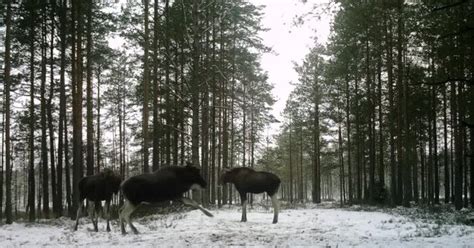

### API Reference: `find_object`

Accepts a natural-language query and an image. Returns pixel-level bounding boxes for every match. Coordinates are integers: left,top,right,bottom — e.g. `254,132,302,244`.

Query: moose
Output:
74,169,122,232
119,164,213,235
219,167,281,224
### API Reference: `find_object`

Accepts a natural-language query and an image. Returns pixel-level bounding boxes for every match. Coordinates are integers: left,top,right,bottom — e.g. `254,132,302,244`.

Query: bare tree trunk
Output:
355,76,362,201
377,57,384,187
96,66,102,173
443,85,450,203
28,2,37,221
312,65,321,204
339,124,344,206
49,0,58,215
345,75,352,204
142,0,150,173
164,0,171,165
40,4,50,217
4,0,13,224
289,115,293,203
191,0,202,203
469,84,474,208
57,0,67,217
152,0,160,171
1,97,4,221
72,0,84,216
64,109,72,217
86,0,94,177
201,82,210,207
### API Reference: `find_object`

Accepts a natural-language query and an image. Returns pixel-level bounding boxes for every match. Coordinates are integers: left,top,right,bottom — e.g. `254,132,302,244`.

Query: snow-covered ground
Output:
1,205,473,247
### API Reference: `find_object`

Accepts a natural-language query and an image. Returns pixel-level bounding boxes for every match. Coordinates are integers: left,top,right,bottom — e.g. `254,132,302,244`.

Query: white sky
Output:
250,0,332,134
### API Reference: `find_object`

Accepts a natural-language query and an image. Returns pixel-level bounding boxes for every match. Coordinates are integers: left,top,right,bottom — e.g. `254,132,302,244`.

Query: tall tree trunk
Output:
142,0,150,173
345,75,352,204
469,84,474,208
289,115,293,203
339,124,344,206
396,0,405,206
96,66,102,173
57,0,66,216
4,0,13,224
86,0,94,176
365,37,375,203
1,95,4,221
163,0,171,165
452,82,463,209
377,57,384,186
312,64,321,204
201,84,210,207
28,1,37,221
152,0,160,171
355,76,362,201
191,0,202,205
443,85,450,203
40,4,50,217
433,85,439,204
72,0,84,215
386,16,397,206
49,0,58,215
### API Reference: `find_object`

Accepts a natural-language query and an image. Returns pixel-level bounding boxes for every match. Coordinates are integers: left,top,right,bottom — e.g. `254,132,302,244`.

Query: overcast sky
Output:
249,0,332,135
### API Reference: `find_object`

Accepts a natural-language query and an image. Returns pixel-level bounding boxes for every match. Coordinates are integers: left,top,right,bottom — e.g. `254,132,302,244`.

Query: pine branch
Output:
432,0,468,12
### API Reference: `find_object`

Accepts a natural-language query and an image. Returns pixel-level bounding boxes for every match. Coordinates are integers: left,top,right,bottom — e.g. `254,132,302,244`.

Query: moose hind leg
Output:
119,199,138,235
88,201,98,232
270,194,280,224
74,203,84,231
181,197,214,217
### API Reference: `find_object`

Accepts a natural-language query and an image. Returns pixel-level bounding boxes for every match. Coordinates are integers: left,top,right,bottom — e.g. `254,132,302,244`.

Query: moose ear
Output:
222,167,231,174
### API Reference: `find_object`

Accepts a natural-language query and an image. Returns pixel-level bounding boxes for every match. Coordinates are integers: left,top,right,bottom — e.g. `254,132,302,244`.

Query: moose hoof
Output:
131,226,139,235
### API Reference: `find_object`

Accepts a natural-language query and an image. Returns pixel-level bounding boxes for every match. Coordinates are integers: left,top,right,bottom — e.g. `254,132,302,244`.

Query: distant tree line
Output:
263,0,474,209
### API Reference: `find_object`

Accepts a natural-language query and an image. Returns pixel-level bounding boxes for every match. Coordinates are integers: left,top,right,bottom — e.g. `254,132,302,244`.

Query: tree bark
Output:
4,0,13,224
86,0,94,176
143,0,151,173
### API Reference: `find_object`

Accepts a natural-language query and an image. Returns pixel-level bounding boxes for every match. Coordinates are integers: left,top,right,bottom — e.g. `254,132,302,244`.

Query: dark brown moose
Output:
74,169,122,232
220,167,281,224
119,164,213,235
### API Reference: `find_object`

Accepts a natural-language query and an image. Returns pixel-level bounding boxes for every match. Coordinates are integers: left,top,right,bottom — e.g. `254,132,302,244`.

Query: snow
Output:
1,205,473,247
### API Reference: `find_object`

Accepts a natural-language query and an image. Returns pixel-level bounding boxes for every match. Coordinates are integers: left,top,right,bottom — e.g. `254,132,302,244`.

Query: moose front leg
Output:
240,192,248,222
270,194,279,224
105,200,111,232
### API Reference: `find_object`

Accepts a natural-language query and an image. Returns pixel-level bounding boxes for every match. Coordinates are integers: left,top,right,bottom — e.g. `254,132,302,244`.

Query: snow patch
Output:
1,207,473,247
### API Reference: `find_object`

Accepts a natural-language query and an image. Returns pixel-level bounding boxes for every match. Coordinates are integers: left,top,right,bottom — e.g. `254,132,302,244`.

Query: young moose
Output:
74,169,122,232
119,164,213,235
219,167,281,223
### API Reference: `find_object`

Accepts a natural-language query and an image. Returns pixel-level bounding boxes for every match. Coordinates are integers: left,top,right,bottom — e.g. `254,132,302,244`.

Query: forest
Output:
0,0,473,241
